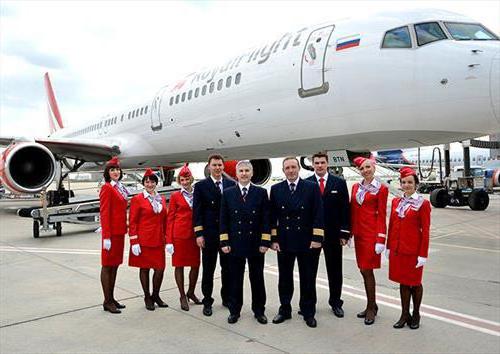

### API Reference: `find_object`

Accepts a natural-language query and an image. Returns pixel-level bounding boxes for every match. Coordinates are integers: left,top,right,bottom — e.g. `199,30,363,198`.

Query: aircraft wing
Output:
35,138,120,162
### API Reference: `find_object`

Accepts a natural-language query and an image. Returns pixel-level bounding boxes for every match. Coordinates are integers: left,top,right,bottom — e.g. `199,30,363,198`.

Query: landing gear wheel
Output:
55,222,62,236
468,190,489,211
430,188,448,208
33,220,40,238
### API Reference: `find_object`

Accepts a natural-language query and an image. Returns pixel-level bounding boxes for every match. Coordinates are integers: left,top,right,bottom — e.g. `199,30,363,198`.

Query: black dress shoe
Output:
222,301,230,308
393,314,412,329
357,304,378,318
255,314,268,324
410,313,420,329
297,310,303,316
103,302,121,314
272,313,291,324
113,300,126,309
203,305,213,316
332,306,344,318
227,314,240,324
305,317,317,328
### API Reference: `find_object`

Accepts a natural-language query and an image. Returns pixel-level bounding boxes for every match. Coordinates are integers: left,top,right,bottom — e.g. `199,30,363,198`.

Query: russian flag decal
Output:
336,35,361,51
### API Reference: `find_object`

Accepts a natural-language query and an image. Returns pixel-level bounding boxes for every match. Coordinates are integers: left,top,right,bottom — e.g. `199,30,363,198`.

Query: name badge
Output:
331,190,338,194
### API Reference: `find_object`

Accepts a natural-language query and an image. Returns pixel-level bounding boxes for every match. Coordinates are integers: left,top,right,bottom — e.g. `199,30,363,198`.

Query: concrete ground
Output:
0,193,499,353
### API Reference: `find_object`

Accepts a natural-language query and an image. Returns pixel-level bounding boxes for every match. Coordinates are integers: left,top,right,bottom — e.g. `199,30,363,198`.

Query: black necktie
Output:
290,182,296,194
215,181,222,194
242,187,248,201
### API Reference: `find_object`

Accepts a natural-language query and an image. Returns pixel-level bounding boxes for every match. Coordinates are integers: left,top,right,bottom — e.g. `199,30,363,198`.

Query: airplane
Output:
1,9,499,200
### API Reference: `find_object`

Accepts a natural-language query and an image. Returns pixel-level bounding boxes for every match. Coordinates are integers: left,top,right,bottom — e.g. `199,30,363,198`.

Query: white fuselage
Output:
50,10,500,169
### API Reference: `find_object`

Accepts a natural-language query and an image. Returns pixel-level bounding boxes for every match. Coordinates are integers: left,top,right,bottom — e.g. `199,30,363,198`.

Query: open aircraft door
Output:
298,25,335,98
150,85,169,131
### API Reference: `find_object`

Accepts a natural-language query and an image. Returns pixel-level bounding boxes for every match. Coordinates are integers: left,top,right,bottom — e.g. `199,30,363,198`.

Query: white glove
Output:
416,256,427,268
131,244,141,256
347,237,354,248
385,249,390,259
375,243,386,255
103,238,111,251
166,244,174,255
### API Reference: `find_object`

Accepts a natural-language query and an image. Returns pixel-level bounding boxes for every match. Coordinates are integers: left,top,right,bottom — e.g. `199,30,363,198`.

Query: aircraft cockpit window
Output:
136,108,140,116
217,79,223,91
132,110,135,118
144,106,148,114
188,90,193,100
235,73,241,85
202,85,207,96
226,76,232,88
209,82,215,93
114,116,117,124
382,26,412,48
414,22,447,46
140,107,144,115
195,87,200,97
181,92,186,102
444,22,498,40
128,112,131,119
121,114,124,122
175,95,180,104
169,97,174,106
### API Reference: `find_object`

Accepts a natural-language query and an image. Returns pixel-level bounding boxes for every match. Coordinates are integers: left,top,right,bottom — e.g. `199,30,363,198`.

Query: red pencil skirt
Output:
101,235,125,266
389,252,423,286
354,236,381,270
172,237,200,267
129,245,166,270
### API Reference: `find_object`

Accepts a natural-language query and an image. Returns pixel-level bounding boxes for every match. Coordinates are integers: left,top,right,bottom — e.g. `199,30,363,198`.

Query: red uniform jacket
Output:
99,183,128,238
387,197,431,257
166,191,195,243
350,182,388,244
128,193,168,247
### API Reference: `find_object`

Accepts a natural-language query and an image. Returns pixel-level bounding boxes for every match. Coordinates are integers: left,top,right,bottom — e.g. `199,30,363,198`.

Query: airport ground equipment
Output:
18,186,179,238
429,141,491,211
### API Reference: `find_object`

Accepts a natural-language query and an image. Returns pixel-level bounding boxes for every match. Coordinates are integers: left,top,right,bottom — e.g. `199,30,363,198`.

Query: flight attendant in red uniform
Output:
166,164,202,311
350,156,388,325
387,167,430,330
99,157,129,314
128,168,169,311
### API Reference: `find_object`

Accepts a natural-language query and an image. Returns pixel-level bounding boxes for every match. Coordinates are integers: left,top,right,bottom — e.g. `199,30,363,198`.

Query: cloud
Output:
3,41,64,69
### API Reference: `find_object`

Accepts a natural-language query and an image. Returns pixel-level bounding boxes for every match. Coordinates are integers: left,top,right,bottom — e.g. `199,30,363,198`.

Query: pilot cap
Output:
400,166,417,179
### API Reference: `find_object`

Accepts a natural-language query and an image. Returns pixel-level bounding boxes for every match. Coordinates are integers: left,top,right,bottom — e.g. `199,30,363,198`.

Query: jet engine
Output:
205,159,272,185
0,142,57,194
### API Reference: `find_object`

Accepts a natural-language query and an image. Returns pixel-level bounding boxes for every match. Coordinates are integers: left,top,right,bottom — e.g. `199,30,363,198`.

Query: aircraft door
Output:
150,85,169,131
298,25,335,98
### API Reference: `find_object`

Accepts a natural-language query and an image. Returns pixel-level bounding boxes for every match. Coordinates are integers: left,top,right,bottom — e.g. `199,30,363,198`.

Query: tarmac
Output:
0,191,499,353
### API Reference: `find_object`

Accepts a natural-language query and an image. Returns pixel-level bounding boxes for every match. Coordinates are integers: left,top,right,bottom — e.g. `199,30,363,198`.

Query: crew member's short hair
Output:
401,174,420,185
208,154,224,164
142,173,159,185
236,160,253,171
103,165,123,182
282,156,300,167
312,152,328,162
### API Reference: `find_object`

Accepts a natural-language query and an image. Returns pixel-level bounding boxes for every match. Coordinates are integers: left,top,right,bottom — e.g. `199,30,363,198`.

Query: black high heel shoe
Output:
152,294,169,308
103,302,121,314
113,300,126,309
410,312,420,329
357,304,378,318
393,314,412,329
180,296,189,311
186,292,202,305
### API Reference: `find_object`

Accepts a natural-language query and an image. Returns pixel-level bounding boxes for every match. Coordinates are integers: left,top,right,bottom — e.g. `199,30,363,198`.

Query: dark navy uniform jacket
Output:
270,178,324,252
219,184,271,257
193,177,236,248
306,174,350,241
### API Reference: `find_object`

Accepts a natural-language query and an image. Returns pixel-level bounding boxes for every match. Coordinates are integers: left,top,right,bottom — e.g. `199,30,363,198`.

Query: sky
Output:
1,0,499,138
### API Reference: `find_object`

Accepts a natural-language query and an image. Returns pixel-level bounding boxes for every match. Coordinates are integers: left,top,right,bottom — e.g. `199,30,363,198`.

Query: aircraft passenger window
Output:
209,82,215,93
114,117,117,124
132,111,135,118
226,76,232,88
235,73,241,85
414,22,447,46
144,106,148,114
382,26,412,48
182,92,186,102
444,22,498,40
202,85,207,96
170,97,174,106
175,95,180,104
195,87,200,97
217,79,223,91
136,108,140,116
121,114,124,122
140,107,144,115
188,90,193,100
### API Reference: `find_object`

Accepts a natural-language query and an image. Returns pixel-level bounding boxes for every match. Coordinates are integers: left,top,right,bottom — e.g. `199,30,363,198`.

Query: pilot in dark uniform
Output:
306,152,350,318
193,154,236,316
270,157,324,328
220,160,270,325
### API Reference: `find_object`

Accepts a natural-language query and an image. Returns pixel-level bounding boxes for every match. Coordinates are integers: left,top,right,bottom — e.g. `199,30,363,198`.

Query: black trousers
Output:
277,248,321,319
321,239,344,308
228,253,266,316
201,246,230,306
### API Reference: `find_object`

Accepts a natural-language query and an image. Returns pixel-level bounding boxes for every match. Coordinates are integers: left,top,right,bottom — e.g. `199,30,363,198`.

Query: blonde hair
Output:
176,174,194,185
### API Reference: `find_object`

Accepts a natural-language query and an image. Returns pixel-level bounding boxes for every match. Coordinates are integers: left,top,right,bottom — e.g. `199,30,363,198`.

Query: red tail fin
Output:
44,72,64,135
